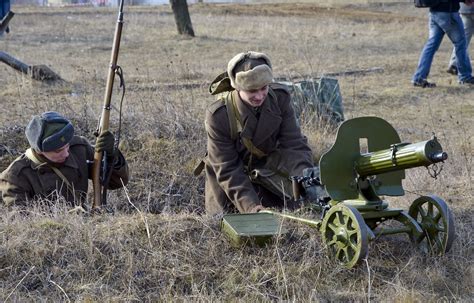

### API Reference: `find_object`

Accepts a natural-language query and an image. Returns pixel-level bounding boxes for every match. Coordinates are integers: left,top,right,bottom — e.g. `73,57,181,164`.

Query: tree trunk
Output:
170,0,195,37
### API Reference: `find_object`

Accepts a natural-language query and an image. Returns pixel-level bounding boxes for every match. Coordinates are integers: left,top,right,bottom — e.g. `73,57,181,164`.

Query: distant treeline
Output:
11,0,165,6
11,0,242,6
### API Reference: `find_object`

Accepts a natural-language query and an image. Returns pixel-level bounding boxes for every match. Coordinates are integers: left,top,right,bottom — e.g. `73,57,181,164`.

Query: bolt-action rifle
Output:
91,0,126,210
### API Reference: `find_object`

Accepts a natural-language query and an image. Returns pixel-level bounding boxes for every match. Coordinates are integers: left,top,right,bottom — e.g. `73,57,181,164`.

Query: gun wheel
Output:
321,204,368,268
409,195,455,255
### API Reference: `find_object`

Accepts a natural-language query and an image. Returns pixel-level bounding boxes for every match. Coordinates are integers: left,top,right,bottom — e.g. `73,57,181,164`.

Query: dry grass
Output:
0,2,473,301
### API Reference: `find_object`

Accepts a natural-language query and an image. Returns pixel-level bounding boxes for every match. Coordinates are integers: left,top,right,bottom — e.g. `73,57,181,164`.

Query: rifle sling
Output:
25,148,78,202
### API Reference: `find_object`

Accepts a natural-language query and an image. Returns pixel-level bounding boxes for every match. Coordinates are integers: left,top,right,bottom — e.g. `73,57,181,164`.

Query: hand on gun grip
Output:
302,167,323,201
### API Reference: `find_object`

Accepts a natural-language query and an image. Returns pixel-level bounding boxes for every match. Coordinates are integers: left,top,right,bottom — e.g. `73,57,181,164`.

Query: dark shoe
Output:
413,79,436,88
446,65,458,75
459,77,474,85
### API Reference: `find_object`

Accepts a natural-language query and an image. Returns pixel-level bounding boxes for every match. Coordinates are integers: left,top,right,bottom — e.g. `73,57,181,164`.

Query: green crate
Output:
221,213,287,247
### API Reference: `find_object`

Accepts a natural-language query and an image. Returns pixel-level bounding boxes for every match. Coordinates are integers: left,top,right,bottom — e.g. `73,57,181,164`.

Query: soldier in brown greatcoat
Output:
200,51,317,215
0,111,129,208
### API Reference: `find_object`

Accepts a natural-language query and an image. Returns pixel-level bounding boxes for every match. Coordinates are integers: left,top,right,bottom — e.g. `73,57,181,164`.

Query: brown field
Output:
1,1,473,301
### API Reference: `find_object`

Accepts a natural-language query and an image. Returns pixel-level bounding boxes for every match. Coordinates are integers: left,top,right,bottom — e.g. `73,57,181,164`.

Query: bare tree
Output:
170,0,195,37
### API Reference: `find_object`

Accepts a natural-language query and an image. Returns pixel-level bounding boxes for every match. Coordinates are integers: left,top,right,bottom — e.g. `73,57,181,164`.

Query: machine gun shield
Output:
319,116,404,201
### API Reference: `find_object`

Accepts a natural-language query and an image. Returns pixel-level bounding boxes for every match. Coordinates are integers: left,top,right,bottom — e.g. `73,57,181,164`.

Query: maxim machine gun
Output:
221,117,454,268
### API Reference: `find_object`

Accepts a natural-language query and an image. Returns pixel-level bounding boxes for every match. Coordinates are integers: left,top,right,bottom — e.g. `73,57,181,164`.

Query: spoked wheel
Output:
408,195,455,255
320,204,369,268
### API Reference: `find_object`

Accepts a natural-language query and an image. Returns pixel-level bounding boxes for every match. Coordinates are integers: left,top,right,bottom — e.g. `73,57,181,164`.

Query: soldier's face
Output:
238,85,269,108
39,144,70,164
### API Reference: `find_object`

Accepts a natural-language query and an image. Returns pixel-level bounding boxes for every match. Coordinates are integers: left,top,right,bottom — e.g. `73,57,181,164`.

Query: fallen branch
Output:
0,51,62,81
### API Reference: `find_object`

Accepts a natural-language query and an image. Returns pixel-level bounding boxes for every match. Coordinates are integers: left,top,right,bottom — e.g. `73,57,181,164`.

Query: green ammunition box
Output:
221,213,287,247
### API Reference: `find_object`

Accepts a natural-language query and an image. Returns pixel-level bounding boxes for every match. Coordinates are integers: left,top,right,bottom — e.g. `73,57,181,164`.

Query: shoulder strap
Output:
25,148,76,199
224,93,267,159
25,148,48,167
193,92,237,177
223,92,240,141
195,90,271,176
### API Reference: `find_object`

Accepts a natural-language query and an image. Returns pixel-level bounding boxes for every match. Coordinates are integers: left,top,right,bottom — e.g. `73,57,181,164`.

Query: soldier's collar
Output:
26,148,78,170
60,152,79,170
234,90,270,119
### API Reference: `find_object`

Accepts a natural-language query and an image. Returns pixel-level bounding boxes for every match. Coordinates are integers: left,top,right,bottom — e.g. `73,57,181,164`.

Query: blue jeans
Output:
449,14,474,69
413,11,472,82
0,0,10,20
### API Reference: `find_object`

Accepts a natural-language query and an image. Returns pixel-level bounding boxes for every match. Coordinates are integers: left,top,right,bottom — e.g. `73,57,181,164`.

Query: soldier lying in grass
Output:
0,111,129,209
197,51,323,215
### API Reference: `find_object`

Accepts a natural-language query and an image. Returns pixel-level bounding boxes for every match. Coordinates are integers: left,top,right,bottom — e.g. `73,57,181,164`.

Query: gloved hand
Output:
302,167,319,179
95,130,115,156
303,185,319,201
301,167,322,201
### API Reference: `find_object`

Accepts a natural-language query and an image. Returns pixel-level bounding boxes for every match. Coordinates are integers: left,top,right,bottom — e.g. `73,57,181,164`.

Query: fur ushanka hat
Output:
25,111,74,152
227,51,273,91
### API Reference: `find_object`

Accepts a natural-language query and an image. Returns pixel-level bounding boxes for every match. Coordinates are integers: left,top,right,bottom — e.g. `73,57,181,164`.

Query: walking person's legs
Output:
412,12,446,87
463,14,474,51
448,14,474,76
0,0,11,35
444,13,473,82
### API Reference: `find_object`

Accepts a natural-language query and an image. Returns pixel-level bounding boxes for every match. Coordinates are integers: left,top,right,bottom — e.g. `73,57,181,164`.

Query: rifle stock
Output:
92,0,125,210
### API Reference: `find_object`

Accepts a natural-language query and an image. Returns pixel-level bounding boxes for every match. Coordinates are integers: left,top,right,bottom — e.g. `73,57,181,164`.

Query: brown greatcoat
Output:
204,84,314,215
0,136,129,207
